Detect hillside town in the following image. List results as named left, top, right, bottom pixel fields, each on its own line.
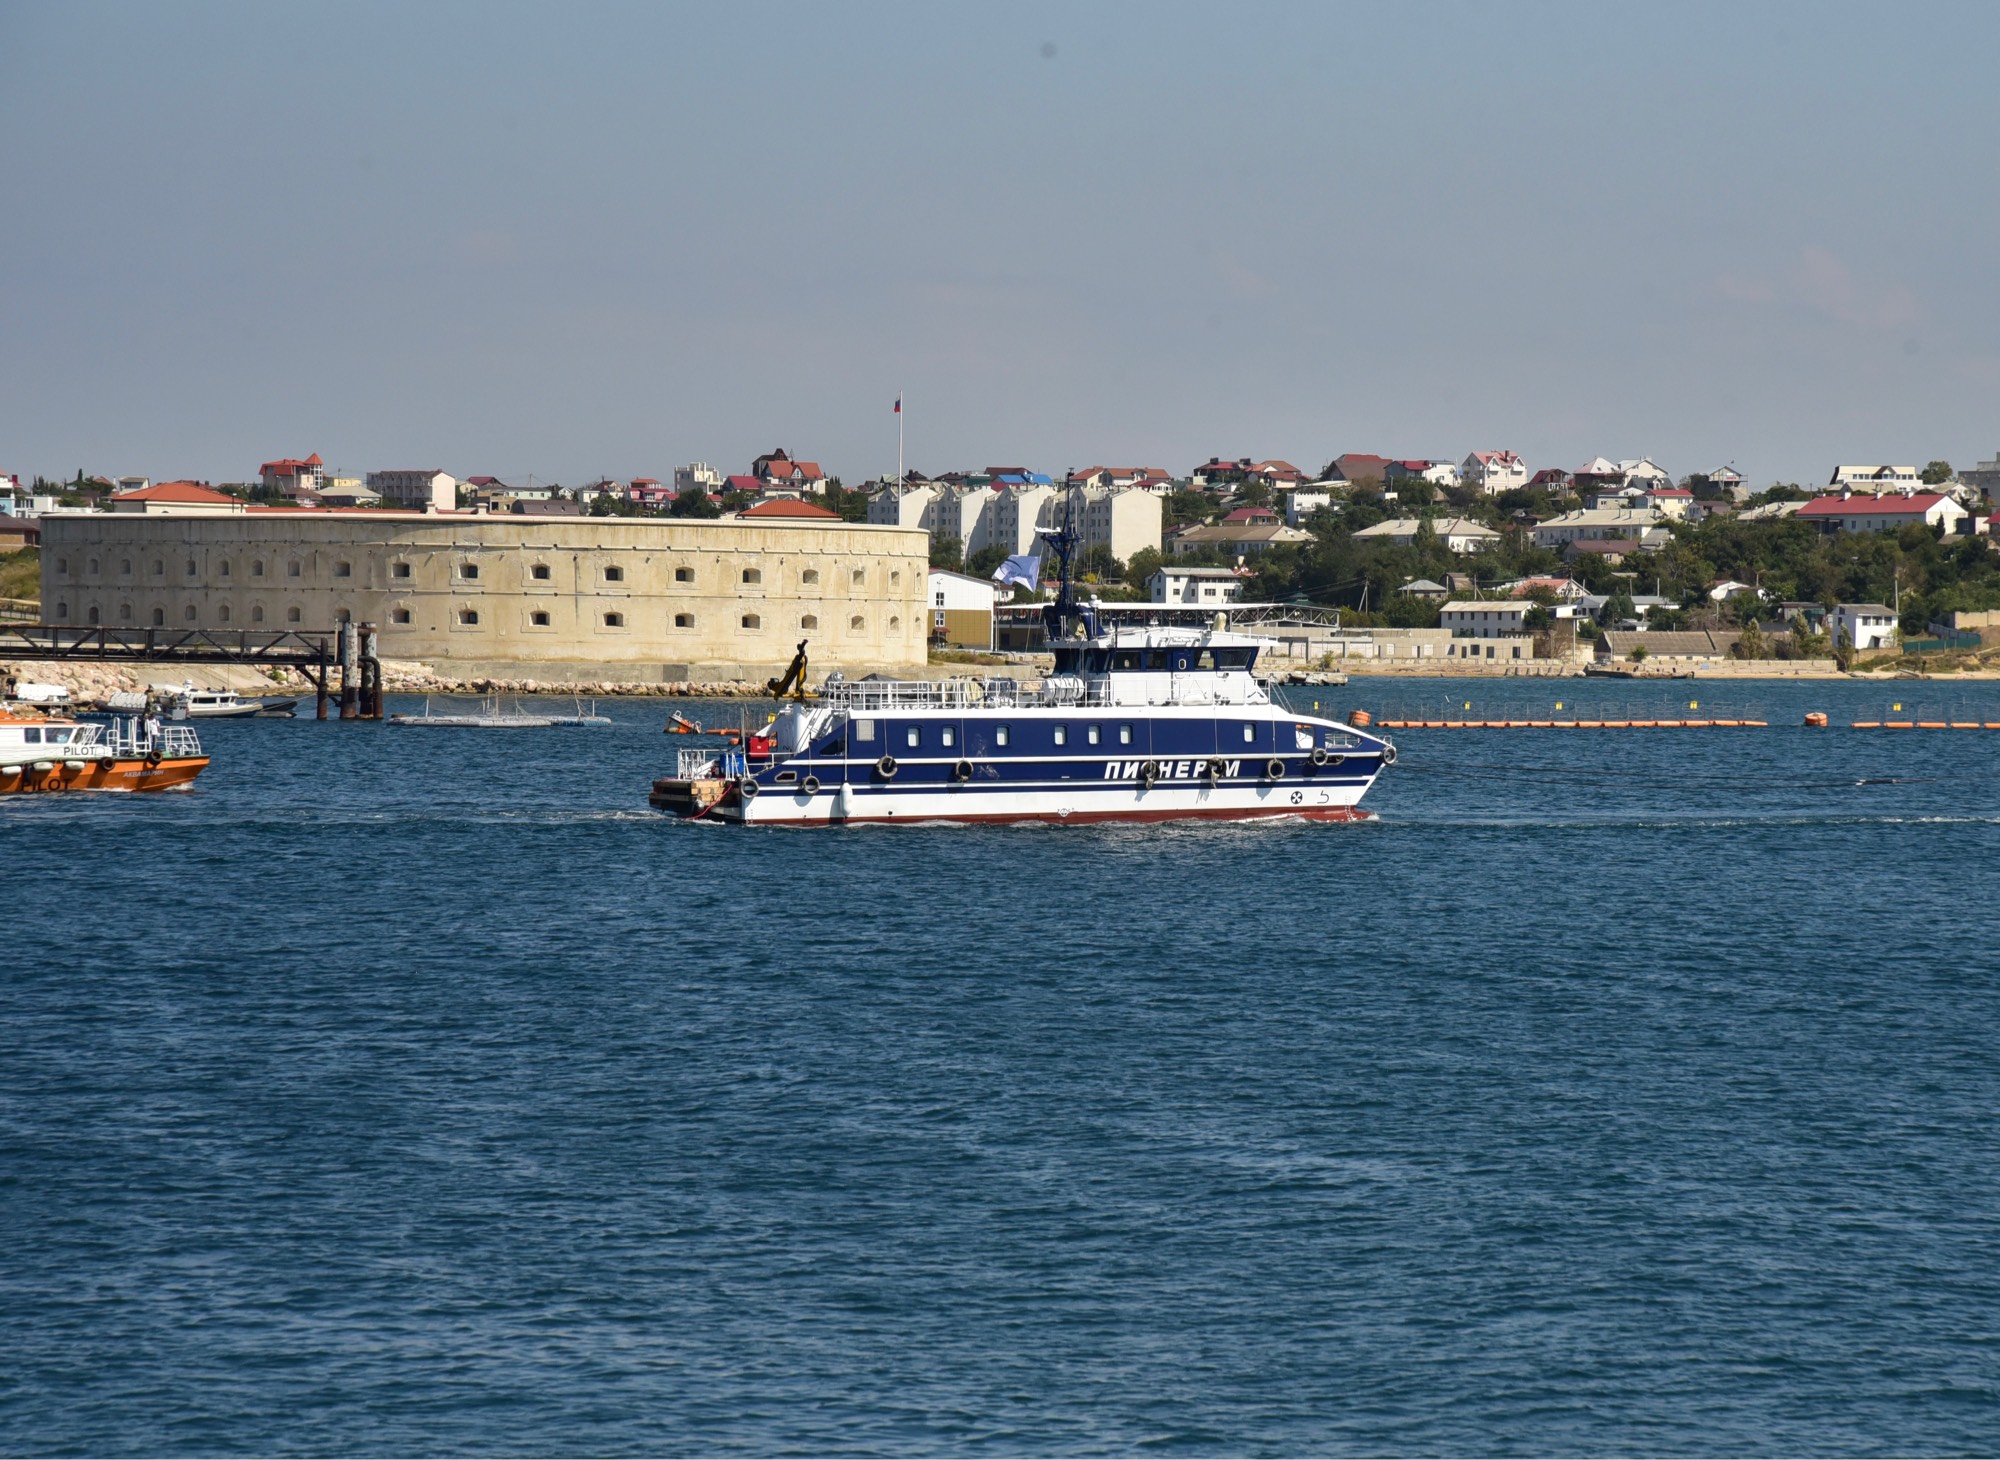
left=9, top=445, right=2000, bottom=674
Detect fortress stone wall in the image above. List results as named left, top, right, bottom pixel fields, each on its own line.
left=37, top=511, right=931, bottom=679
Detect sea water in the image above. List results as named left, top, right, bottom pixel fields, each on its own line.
left=4, top=680, right=1998, bottom=1454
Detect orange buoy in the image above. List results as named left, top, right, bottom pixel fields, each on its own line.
left=1918, top=721, right=1948, bottom=730
left=1347, top=709, right=1372, bottom=728
left=1852, top=721, right=1881, bottom=729
left=1886, top=721, right=1915, bottom=729
left=1804, top=712, right=1829, bottom=727
left=1950, top=722, right=1980, bottom=730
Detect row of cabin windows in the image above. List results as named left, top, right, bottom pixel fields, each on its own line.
left=1051, top=646, right=1258, bottom=673
left=849, top=721, right=1258, bottom=748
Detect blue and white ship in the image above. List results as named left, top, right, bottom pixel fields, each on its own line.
left=650, top=504, right=1395, bottom=826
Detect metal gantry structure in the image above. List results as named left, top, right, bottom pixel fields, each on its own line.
left=0, top=622, right=385, bottom=719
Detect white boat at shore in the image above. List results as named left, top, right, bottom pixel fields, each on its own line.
left=391, top=695, right=613, bottom=728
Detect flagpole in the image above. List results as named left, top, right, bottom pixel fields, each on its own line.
left=897, top=389, right=904, bottom=485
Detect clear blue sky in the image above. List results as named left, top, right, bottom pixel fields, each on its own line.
left=4, top=0, right=1996, bottom=490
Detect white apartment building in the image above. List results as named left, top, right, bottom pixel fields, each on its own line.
left=1351, top=517, right=1500, bottom=554
left=1150, top=566, right=1245, bottom=605
left=365, top=469, right=457, bottom=512
left=1533, top=507, right=1664, bottom=550
left=674, top=462, right=724, bottom=495
left=1830, top=465, right=1921, bottom=490
left=1440, top=600, right=1533, bottom=638
left=1281, top=486, right=1333, bottom=525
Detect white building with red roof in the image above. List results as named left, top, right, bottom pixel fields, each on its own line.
left=1461, top=450, right=1528, bottom=495
left=260, top=454, right=324, bottom=496
left=1797, top=487, right=1969, bottom=535
left=108, top=481, right=246, bottom=515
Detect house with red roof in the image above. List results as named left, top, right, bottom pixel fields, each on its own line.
left=1796, top=487, right=1970, bottom=535
left=751, top=448, right=827, bottom=496
left=109, top=481, right=246, bottom=515
left=260, top=454, right=324, bottom=497
left=1329, top=454, right=1395, bottom=488
left=1461, top=450, right=1528, bottom=495
left=732, top=497, right=841, bottom=521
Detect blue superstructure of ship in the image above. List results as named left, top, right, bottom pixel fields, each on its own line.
left=650, top=496, right=1396, bottom=826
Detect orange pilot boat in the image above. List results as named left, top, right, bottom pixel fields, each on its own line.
left=0, top=702, right=209, bottom=794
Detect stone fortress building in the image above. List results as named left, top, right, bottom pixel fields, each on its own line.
left=38, top=511, right=931, bottom=680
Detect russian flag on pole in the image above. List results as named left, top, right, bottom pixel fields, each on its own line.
left=893, top=395, right=901, bottom=413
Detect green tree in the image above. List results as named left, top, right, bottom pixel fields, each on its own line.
left=1734, top=620, right=1769, bottom=659
left=929, top=536, right=963, bottom=570
left=1163, top=489, right=1215, bottom=530
left=1123, top=546, right=1164, bottom=595
left=669, top=486, right=721, bottom=518
left=1921, top=460, right=1953, bottom=486
left=966, top=545, right=1008, bottom=579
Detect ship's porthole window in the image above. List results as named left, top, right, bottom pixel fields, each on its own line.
left=801, top=614, right=818, bottom=630
left=1119, top=724, right=1133, bottom=745
left=391, top=608, right=410, bottom=624
left=906, top=726, right=920, bottom=748
left=458, top=609, right=479, bottom=625
left=531, top=611, right=551, bottom=627
left=1053, top=725, right=1068, bottom=746
left=604, top=612, right=624, bottom=628
left=995, top=725, right=1010, bottom=747
left=674, top=613, right=693, bottom=628
left=1087, top=724, right=1101, bottom=745
left=941, top=726, right=955, bottom=748
left=530, top=563, right=550, bottom=581
left=287, top=607, right=301, bottom=623
left=1242, top=723, right=1255, bottom=743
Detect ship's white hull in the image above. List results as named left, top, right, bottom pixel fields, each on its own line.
left=720, top=775, right=1376, bottom=826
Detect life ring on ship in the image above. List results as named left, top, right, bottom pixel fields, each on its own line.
left=1265, top=757, right=1286, bottom=780
left=738, top=777, right=761, bottom=800
left=144, top=750, right=163, bottom=768
left=1381, top=744, right=1398, bottom=766
left=875, top=755, right=898, bottom=779
left=950, top=759, right=974, bottom=782
left=1309, top=747, right=1329, bottom=766
left=1204, top=757, right=1227, bottom=782
left=1138, top=759, right=1160, bottom=788
left=801, top=775, right=821, bottom=795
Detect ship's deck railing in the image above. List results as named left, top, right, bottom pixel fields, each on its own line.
left=822, top=676, right=1115, bottom=710
left=98, top=719, right=203, bottom=758
left=676, top=747, right=745, bottom=779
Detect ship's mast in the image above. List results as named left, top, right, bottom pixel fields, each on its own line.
left=1040, top=482, right=1096, bottom=643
